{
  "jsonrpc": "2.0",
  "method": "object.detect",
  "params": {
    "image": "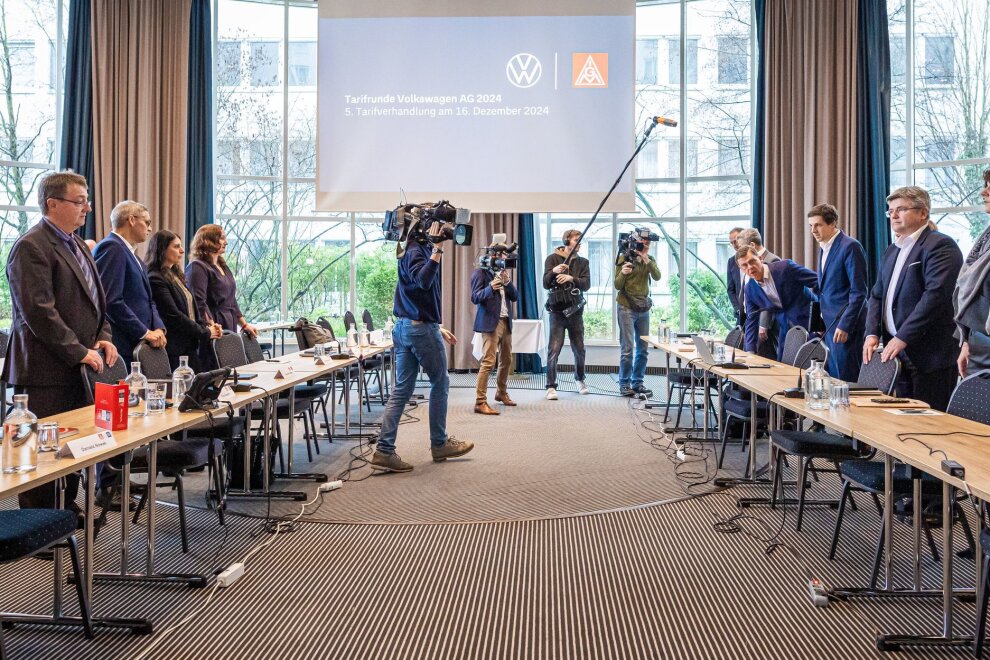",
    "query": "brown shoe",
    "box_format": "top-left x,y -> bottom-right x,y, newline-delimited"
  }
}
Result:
494,393 -> 517,406
474,402 -> 500,415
